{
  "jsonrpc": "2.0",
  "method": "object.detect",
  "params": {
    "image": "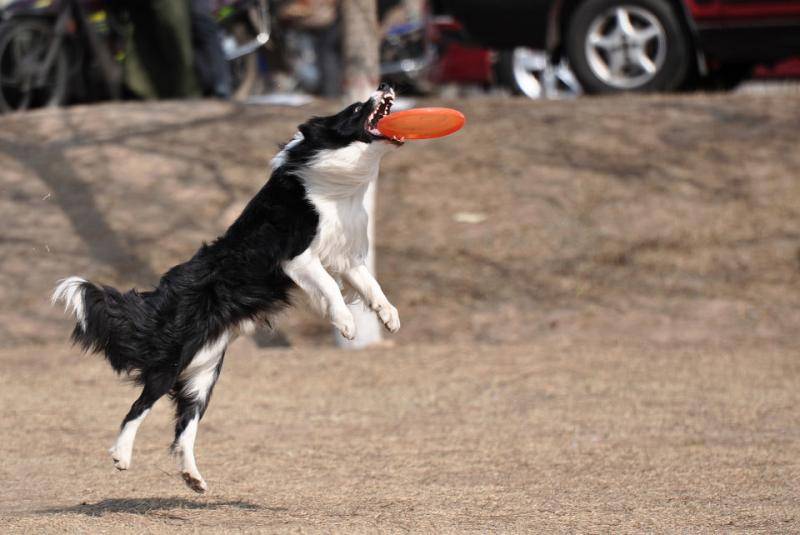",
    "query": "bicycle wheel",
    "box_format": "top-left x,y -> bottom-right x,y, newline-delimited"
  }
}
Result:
0,19 -> 69,112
